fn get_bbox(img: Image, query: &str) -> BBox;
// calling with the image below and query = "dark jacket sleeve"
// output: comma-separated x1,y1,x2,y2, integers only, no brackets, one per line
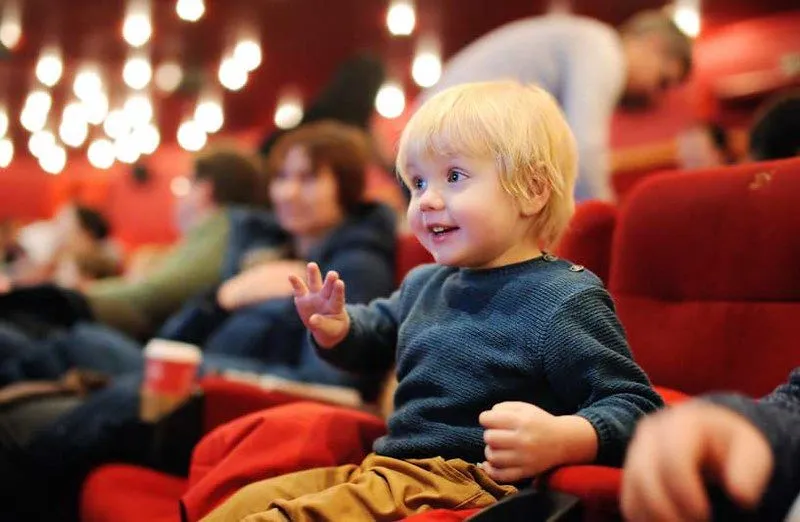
705,368,800,521
325,249,395,306
541,286,664,466
297,226,397,391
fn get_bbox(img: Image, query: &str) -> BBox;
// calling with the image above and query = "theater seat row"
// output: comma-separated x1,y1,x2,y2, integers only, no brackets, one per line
82,157,800,522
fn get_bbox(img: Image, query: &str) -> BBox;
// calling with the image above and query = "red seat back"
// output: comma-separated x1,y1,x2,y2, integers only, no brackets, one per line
610,158,800,396
395,233,434,286
612,167,676,204
555,201,617,286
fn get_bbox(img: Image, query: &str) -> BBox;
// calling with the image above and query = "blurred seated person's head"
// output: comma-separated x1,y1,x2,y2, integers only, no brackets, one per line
175,148,261,233
0,219,23,264
266,121,369,254
56,205,119,287
749,92,800,161
619,10,693,106
69,205,111,253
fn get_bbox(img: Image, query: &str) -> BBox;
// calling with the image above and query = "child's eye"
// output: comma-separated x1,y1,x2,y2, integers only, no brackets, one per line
447,169,466,183
411,177,427,191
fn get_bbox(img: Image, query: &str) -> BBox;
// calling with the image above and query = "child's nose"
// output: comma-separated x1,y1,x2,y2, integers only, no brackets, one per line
418,188,444,211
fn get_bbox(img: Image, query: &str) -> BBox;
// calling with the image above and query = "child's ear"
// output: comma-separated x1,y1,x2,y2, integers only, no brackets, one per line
519,179,550,217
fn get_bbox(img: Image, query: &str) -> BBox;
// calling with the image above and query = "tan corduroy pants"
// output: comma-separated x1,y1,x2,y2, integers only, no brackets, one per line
201,453,517,522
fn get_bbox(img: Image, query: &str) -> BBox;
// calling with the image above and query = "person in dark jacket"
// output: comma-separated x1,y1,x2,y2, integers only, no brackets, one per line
0,121,398,522
0,121,397,392
622,367,800,522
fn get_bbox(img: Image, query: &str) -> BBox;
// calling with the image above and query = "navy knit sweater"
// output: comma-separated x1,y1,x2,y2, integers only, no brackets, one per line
707,367,800,521
318,255,663,468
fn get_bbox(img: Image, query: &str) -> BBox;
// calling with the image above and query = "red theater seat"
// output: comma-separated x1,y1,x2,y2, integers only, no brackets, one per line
86,157,800,522
612,157,800,397
612,167,675,204
555,201,617,286
81,234,433,522
545,157,800,520
82,402,386,522
81,465,186,522
80,206,624,522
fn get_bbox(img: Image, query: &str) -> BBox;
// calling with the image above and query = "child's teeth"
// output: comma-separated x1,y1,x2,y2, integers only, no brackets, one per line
433,226,444,233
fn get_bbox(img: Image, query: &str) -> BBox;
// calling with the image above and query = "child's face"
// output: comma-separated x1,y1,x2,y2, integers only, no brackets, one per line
405,154,541,269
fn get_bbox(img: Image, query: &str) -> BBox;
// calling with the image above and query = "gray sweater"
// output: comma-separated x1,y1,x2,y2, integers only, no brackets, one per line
426,15,626,202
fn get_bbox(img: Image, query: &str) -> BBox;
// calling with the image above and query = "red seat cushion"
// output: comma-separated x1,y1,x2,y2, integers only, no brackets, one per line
81,465,187,522
652,385,690,406
182,401,386,521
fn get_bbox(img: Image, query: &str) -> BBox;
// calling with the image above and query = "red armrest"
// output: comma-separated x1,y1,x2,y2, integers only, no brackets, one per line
543,385,692,520
653,385,691,405
199,376,319,433
545,466,622,522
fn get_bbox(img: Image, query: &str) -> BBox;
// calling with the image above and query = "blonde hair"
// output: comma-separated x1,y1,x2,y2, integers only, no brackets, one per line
396,80,577,248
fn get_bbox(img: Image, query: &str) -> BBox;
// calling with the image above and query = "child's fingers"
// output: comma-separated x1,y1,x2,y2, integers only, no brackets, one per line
479,410,519,430
306,263,323,292
492,401,531,412
321,271,340,300
309,313,346,335
484,446,518,468
288,274,308,297
331,280,346,311
482,462,525,484
483,429,518,449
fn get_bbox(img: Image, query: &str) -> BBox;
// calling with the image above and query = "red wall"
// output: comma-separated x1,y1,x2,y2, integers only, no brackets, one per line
0,128,262,250
2,11,798,246
0,157,52,220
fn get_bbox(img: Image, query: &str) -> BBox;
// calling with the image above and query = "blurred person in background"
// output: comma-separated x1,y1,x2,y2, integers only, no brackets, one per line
260,52,407,215
422,9,693,202
1,205,120,289
81,149,262,339
672,91,800,171
52,205,120,289
0,220,25,277
0,122,398,522
676,122,737,169
0,151,261,341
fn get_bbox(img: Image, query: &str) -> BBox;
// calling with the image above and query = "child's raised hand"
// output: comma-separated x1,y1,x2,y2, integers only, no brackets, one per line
621,401,773,522
288,262,350,349
479,402,593,483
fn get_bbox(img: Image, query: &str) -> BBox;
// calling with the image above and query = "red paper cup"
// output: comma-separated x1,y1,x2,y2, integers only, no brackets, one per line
140,339,202,421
